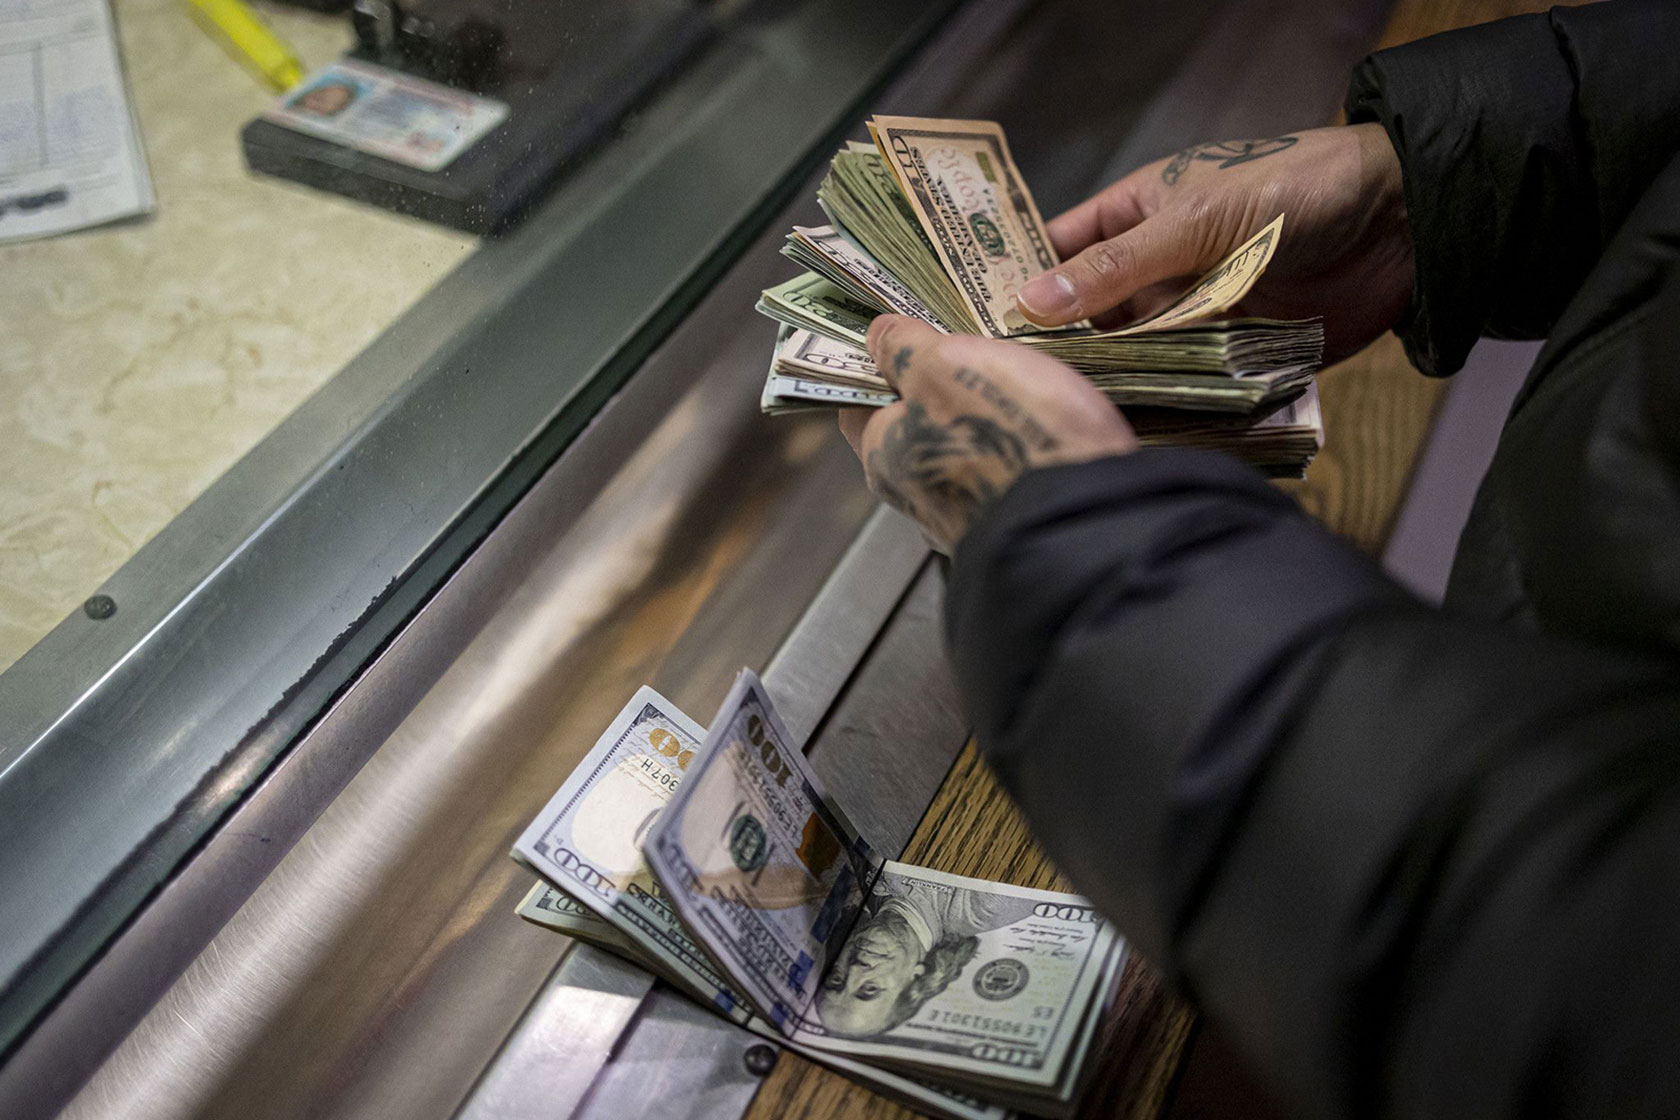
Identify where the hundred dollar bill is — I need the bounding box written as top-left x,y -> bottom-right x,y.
512,687 -> 753,1022
644,670 -> 879,1029
869,115 -> 1064,338
792,863 -> 1119,1092
748,1021 -> 1010,1120
513,899 -> 1012,1120
647,671 -> 1122,1098
980,935 -> 1127,1118
514,881 -> 668,973
516,875 -> 1106,1120
512,696 -> 1005,1120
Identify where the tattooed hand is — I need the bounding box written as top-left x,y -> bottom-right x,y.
839,317 -> 1137,553
1016,123 -> 1411,364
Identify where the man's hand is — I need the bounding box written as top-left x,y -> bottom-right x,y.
1017,122 -> 1412,364
839,317 -> 1137,553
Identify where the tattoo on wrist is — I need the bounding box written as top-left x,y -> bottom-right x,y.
866,370 -> 1059,543
867,402 -> 1022,537
1161,136 -> 1299,185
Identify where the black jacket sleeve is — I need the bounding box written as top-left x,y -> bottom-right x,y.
947,450 -> 1680,1120
1345,1 -> 1680,375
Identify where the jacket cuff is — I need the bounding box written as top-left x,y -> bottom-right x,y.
1344,14 -> 1581,377
945,448 -> 1413,964
946,448 -> 1298,747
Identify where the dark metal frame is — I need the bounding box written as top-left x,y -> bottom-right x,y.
0,0 -> 969,1063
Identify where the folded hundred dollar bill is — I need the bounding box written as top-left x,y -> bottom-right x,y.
642,671 -> 1126,1116
512,688 -> 1022,1120
513,680 -> 1126,1118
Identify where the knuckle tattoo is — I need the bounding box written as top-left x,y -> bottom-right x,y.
891,343 -> 916,382
1086,239 -> 1130,285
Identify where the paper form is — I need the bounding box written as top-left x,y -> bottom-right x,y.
0,0 -> 153,242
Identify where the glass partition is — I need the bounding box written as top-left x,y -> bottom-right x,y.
0,1 -> 474,672
0,0 -> 962,1059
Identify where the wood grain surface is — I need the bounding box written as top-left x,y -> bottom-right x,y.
745,0 -> 1569,1116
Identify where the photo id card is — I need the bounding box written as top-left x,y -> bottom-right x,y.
262,60 -> 509,173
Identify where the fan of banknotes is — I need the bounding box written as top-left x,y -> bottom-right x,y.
512,673 -> 1126,1120
755,115 -> 1327,476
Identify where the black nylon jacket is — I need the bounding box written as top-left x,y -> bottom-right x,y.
945,5 -> 1680,1118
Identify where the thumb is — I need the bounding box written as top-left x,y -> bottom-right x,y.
1016,216 -> 1206,327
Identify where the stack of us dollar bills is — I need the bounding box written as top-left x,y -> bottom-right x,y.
512,672 -> 1127,1120
756,115 -> 1326,477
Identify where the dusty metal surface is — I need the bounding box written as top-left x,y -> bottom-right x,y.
802,563 -> 967,860
451,949 -> 658,1120
566,987 -> 779,1120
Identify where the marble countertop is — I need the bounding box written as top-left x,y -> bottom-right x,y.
0,0 -> 477,672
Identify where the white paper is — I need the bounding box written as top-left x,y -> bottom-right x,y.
0,0 -> 153,242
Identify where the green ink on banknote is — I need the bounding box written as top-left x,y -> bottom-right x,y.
729,814 -> 769,873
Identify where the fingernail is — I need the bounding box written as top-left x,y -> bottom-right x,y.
1018,272 -> 1078,321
